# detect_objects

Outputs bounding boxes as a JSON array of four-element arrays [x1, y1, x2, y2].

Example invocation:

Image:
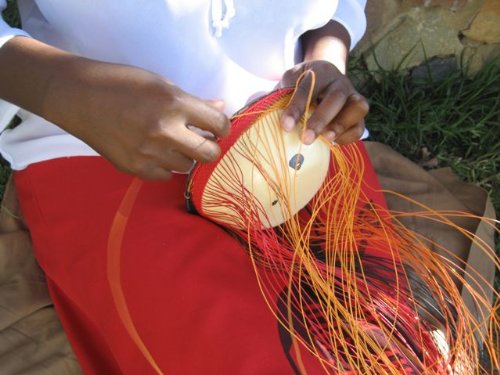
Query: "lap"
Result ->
[[14, 156, 318, 374]]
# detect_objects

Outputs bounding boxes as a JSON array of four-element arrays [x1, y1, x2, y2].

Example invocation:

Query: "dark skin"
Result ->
[[0, 20, 368, 180], [281, 20, 369, 145]]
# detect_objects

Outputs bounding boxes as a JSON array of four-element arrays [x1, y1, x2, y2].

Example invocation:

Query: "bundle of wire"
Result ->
[[109, 86, 499, 374]]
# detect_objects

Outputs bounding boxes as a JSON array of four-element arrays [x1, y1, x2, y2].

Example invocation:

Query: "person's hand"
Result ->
[[0, 37, 229, 180], [278, 60, 369, 145], [43, 60, 230, 180]]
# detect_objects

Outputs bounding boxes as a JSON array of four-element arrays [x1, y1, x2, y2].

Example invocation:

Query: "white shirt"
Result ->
[[0, 0, 367, 170]]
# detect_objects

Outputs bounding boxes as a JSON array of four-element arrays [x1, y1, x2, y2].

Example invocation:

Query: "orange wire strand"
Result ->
[[108, 78, 499, 374]]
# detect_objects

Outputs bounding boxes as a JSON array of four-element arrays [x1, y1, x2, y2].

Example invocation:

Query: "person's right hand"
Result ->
[[43, 59, 230, 180], [0, 37, 229, 179]]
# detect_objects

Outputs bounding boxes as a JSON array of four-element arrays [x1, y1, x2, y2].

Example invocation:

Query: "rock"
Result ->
[[361, 0, 400, 44], [410, 56, 458, 82], [462, 41, 500, 74], [359, 6, 466, 71], [406, 0, 468, 11], [462, 0, 500, 44], [354, 0, 500, 73]]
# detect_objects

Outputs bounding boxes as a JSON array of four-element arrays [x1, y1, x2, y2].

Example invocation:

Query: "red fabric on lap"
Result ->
[[14, 156, 328, 374]]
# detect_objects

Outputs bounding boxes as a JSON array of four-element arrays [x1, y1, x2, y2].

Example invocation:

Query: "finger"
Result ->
[[280, 71, 318, 132], [329, 94, 369, 137], [162, 149, 197, 173], [183, 95, 230, 138], [278, 64, 302, 88], [134, 163, 173, 180], [302, 89, 349, 144], [128, 146, 193, 179], [331, 120, 366, 145], [319, 94, 368, 144], [172, 126, 222, 164], [186, 124, 216, 141]]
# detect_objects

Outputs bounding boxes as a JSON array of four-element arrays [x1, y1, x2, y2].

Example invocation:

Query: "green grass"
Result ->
[[350, 57, 500, 220], [2, 0, 20, 28]]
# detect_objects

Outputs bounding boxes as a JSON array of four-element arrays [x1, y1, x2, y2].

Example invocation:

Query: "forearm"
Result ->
[[300, 20, 351, 74], [0, 36, 157, 135], [0, 36, 81, 121]]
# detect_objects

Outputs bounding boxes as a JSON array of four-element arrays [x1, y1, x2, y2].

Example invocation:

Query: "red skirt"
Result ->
[[14, 156, 349, 374]]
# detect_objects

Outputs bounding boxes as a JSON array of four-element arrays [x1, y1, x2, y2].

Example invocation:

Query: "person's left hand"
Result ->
[[278, 60, 369, 145]]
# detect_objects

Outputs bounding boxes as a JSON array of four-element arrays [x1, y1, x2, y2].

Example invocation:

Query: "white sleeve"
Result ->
[[1, 1, 30, 130], [333, 0, 367, 50]]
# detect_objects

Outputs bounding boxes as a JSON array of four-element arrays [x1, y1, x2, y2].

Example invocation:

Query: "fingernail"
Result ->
[[282, 116, 295, 132], [302, 129, 316, 144], [333, 123, 345, 134], [324, 130, 336, 142]]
